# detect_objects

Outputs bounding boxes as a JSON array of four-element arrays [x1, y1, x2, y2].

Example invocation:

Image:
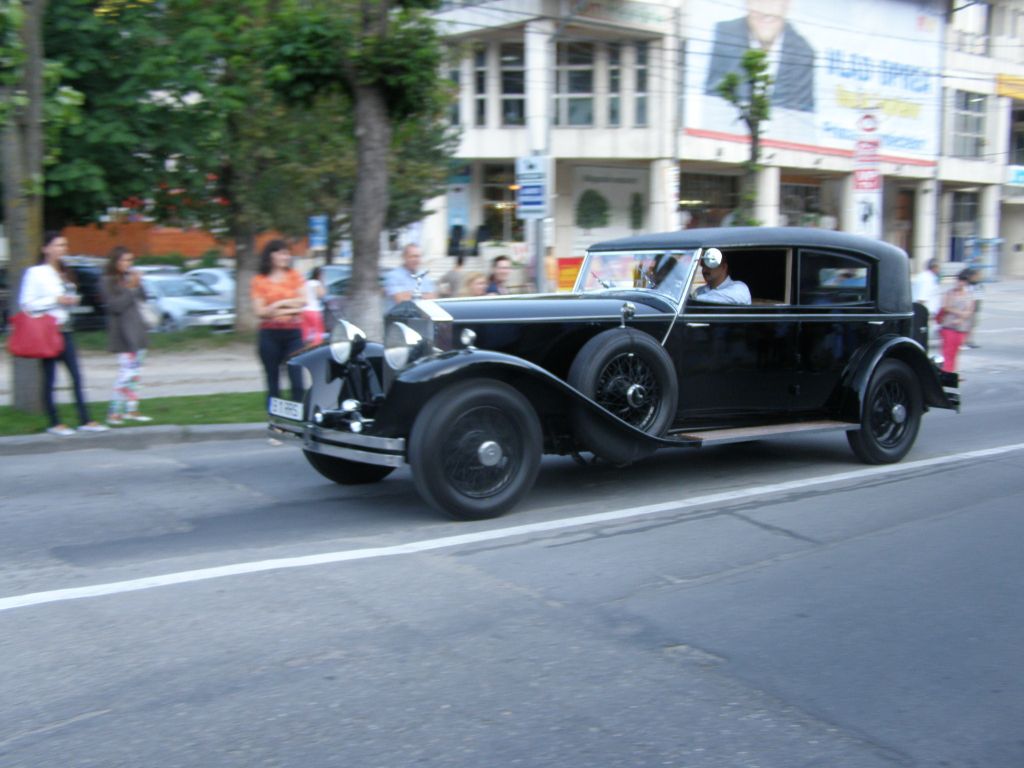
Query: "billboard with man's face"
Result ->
[[686, 0, 945, 160]]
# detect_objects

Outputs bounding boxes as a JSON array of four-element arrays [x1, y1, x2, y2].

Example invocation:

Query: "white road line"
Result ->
[[2, 442, 1024, 614]]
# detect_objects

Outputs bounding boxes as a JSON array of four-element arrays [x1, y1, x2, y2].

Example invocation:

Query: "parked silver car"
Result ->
[[184, 267, 236, 301], [142, 275, 235, 332]]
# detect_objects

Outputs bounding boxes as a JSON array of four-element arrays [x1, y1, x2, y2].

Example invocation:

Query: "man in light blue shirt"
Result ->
[[384, 244, 437, 311], [693, 253, 751, 304]]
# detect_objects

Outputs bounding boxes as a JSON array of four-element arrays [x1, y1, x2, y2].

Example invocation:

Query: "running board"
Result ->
[[670, 420, 857, 447]]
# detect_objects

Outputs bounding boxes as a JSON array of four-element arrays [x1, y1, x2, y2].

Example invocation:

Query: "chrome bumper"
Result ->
[[268, 416, 406, 467]]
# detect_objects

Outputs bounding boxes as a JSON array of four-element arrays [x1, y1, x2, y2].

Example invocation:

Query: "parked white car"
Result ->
[[142, 275, 235, 332], [184, 267, 236, 301]]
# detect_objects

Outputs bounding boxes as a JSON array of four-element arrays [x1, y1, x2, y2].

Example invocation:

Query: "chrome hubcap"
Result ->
[[477, 440, 503, 467], [891, 403, 907, 425], [626, 383, 647, 409]]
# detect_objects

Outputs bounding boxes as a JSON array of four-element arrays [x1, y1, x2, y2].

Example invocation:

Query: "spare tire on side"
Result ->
[[567, 328, 678, 465]]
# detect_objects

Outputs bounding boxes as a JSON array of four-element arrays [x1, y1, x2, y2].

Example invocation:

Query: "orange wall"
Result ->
[[62, 222, 308, 260]]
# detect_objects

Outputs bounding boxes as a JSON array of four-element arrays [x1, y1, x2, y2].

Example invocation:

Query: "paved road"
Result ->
[[1, 279, 1023, 767]]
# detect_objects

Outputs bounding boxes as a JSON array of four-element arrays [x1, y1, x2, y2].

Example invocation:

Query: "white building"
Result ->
[[419, 0, 1024, 286]]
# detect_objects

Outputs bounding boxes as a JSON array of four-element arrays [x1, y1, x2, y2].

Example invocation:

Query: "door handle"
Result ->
[[867, 320, 884, 326], [686, 322, 710, 328]]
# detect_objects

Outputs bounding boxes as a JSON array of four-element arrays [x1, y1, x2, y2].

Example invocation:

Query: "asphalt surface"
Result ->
[[2, 277, 1022, 457]]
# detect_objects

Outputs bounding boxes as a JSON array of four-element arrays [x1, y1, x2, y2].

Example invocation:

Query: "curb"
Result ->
[[0, 422, 269, 456]]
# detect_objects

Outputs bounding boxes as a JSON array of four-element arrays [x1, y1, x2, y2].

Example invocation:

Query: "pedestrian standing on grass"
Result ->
[[17, 231, 108, 436], [938, 269, 976, 374], [250, 239, 306, 403], [101, 245, 151, 425]]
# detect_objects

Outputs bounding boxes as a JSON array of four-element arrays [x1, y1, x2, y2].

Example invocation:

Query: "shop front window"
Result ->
[[481, 164, 524, 243], [678, 173, 739, 228]]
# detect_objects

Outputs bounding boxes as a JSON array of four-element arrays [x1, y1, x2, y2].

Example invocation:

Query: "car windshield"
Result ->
[[578, 249, 697, 303], [151, 278, 218, 298]]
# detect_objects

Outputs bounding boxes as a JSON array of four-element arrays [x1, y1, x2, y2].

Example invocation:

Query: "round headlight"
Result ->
[[384, 321, 423, 370], [329, 320, 366, 365]]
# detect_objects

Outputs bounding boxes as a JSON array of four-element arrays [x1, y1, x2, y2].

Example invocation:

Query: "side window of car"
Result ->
[[798, 250, 873, 307], [688, 248, 790, 306]]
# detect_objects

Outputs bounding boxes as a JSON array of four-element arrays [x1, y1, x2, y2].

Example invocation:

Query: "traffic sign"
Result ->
[[516, 156, 549, 220]]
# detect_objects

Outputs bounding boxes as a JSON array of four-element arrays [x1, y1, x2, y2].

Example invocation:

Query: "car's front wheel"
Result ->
[[303, 450, 395, 484], [409, 380, 542, 520], [847, 359, 922, 464]]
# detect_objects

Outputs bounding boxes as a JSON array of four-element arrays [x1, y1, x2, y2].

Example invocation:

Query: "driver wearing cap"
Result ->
[[693, 249, 751, 305]]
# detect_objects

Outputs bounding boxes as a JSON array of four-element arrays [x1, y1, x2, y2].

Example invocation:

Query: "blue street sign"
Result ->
[[308, 215, 329, 249]]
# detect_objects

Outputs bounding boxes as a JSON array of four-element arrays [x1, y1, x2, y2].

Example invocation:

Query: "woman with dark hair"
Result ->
[[250, 239, 305, 402], [101, 245, 151, 424], [17, 231, 108, 436]]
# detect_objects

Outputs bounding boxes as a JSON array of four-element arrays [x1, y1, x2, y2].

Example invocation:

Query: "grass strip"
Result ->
[[0, 391, 268, 437]]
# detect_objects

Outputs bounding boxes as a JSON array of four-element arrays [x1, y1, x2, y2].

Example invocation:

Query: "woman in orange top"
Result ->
[[250, 240, 306, 402]]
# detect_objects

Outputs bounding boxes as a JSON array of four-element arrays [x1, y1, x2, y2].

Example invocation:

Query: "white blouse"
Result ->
[[19, 264, 71, 326]]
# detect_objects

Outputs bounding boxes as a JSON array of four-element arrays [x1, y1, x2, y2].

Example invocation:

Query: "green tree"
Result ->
[[575, 189, 610, 233], [2, 0, 82, 412], [716, 48, 771, 226], [265, 0, 452, 340]]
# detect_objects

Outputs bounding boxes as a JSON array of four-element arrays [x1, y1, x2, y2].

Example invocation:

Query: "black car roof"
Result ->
[[589, 226, 907, 263]]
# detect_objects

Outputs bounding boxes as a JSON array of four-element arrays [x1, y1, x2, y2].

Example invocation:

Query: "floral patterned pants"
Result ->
[[109, 350, 146, 416]]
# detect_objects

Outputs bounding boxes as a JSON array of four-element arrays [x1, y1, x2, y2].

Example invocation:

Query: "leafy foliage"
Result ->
[[716, 48, 772, 226]]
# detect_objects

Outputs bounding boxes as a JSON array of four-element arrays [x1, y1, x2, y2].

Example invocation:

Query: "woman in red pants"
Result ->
[[938, 269, 977, 373]]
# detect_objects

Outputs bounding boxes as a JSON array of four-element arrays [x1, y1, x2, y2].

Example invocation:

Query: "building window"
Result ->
[[500, 43, 525, 126], [448, 63, 461, 126], [634, 41, 648, 127], [1012, 109, 1024, 165], [474, 44, 487, 128], [951, 1, 991, 55], [608, 43, 621, 127], [481, 164, 524, 243], [554, 42, 594, 126], [952, 90, 986, 158]]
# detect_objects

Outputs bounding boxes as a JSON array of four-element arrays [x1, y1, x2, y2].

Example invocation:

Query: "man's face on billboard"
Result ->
[[747, 0, 788, 48]]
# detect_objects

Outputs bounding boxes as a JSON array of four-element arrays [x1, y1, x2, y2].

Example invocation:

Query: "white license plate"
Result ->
[[269, 397, 303, 421]]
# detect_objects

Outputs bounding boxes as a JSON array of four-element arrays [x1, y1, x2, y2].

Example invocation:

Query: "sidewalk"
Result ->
[[0, 339, 267, 455]]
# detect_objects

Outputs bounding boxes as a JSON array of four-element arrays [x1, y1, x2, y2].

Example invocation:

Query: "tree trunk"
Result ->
[[234, 228, 258, 334], [346, 83, 392, 341], [4, 0, 48, 413]]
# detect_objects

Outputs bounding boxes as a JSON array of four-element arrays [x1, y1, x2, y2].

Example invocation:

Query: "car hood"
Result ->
[[432, 291, 677, 322]]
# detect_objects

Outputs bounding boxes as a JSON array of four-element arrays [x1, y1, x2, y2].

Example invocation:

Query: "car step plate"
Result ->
[[671, 419, 856, 447]]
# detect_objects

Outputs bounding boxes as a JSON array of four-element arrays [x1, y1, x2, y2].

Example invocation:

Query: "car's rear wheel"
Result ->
[[568, 328, 678, 465], [847, 359, 922, 464], [303, 450, 395, 484], [409, 380, 542, 520]]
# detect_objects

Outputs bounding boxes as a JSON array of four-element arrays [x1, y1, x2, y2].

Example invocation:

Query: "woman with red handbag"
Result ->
[[17, 232, 108, 436]]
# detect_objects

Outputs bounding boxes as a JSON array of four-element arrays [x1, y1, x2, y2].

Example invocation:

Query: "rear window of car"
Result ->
[[798, 250, 873, 307]]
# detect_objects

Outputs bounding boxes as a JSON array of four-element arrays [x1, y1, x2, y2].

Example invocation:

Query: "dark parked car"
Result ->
[[63, 257, 108, 331], [269, 227, 959, 520]]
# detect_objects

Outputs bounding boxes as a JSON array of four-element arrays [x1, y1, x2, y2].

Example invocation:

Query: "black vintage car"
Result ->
[[269, 227, 959, 520]]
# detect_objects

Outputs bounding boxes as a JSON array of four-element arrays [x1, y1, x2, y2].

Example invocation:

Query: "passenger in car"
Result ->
[[693, 252, 751, 304]]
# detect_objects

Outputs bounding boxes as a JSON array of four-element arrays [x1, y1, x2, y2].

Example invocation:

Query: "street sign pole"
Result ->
[[516, 156, 549, 292]]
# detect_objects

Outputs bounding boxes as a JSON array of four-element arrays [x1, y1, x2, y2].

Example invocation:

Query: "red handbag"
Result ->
[[6, 312, 65, 358]]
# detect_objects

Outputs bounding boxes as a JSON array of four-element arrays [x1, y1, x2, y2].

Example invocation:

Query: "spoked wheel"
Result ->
[[409, 381, 542, 520], [847, 359, 922, 464], [568, 329, 678, 465]]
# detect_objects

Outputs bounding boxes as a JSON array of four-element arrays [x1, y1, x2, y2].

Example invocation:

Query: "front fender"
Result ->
[[838, 335, 958, 422], [372, 349, 699, 450]]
